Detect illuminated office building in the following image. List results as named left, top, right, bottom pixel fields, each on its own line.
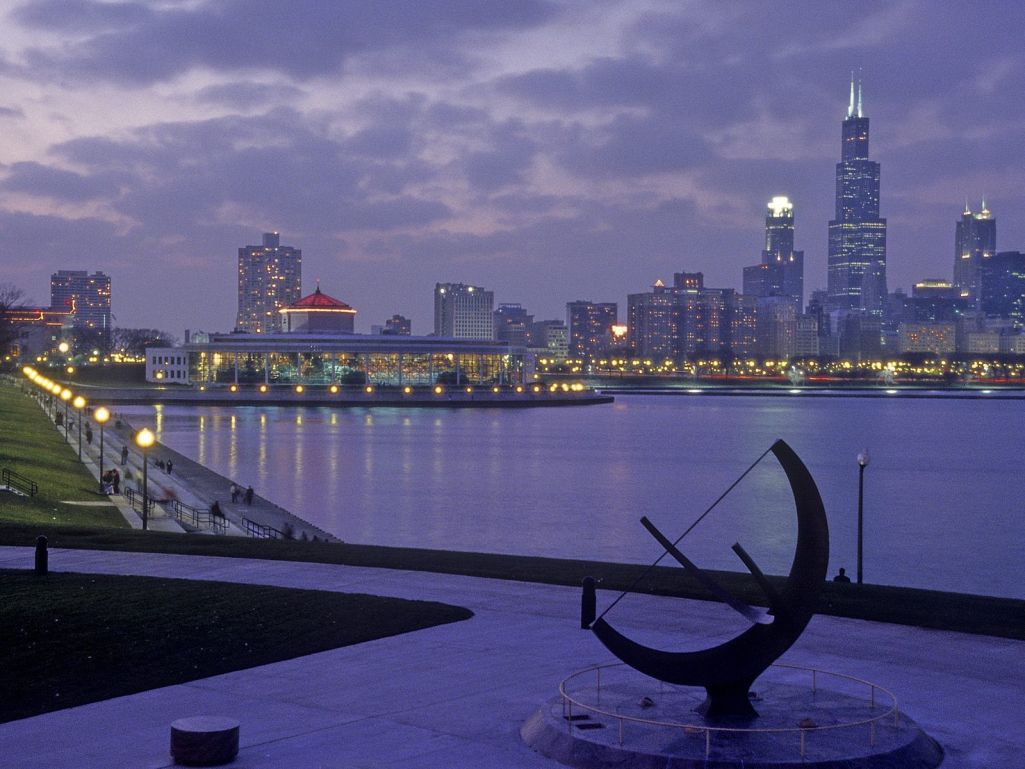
left=744, top=197, right=804, bottom=308
left=434, top=283, right=494, bottom=339
left=827, top=76, right=887, bottom=314
left=954, top=202, right=996, bottom=309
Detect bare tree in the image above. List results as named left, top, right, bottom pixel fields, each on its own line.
left=111, top=327, right=178, bottom=356
left=0, top=282, right=26, bottom=356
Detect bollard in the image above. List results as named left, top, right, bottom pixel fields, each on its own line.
left=34, top=535, right=48, bottom=576
left=581, top=576, right=596, bottom=629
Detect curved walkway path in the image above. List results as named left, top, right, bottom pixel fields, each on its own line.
left=0, top=546, right=1021, bottom=768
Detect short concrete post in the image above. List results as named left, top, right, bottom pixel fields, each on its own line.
left=170, top=716, right=239, bottom=766
left=34, top=536, right=48, bottom=576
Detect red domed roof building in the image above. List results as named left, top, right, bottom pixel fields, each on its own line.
left=279, top=285, right=356, bottom=333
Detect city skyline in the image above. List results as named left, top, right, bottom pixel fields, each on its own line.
left=1, top=2, right=1024, bottom=335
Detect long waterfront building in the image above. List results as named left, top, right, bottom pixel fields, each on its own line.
left=146, top=332, right=526, bottom=387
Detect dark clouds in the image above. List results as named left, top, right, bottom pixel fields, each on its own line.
left=1, top=1, right=1024, bottom=333
left=13, top=0, right=557, bottom=84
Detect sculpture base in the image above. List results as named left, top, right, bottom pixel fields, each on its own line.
left=522, top=668, right=942, bottom=769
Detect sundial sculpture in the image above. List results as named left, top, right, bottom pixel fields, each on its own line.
left=584, top=439, right=828, bottom=720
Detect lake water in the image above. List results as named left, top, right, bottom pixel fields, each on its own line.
left=119, top=394, right=1025, bottom=599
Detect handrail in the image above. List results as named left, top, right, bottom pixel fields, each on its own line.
left=240, top=516, right=284, bottom=540
left=559, top=662, right=900, bottom=759
left=170, top=499, right=227, bottom=535
left=123, top=488, right=154, bottom=516
left=2, top=467, right=38, bottom=497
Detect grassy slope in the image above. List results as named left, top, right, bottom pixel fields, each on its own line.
left=0, top=569, right=471, bottom=723
left=1, top=520, right=1022, bottom=641
left=0, top=382, right=126, bottom=527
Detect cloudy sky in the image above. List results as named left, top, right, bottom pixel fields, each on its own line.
left=2, top=0, right=1023, bottom=336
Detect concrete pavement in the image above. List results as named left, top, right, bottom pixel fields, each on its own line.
left=0, top=546, right=1021, bottom=768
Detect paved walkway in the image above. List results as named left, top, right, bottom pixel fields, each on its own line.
left=49, top=399, right=332, bottom=539
left=0, top=546, right=1021, bottom=768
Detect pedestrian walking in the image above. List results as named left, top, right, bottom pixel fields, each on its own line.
left=210, top=500, right=224, bottom=518
left=85, top=426, right=93, bottom=445
left=121, top=445, right=128, bottom=465
left=244, top=486, right=254, bottom=505
left=230, top=484, right=239, bottom=503
left=112, top=468, right=121, bottom=495
left=166, top=459, right=173, bottom=474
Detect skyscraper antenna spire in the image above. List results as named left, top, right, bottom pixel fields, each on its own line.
left=856, top=73, right=864, bottom=118
left=847, top=72, right=856, bottom=118
left=964, top=198, right=971, bottom=215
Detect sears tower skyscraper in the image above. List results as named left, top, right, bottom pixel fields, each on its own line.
left=827, top=76, right=887, bottom=314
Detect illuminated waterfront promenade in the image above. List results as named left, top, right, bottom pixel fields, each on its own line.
left=58, top=382, right=612, bottom=407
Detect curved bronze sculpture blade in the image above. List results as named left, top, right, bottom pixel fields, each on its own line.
left=590, top=439, right=829, bottom=719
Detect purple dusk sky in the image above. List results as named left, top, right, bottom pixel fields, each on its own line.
left=1, top=0, right=1024, bottom=336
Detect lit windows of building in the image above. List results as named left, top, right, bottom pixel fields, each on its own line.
left=954, top=202, right=997, bottom=310
left=49, top=270, right=112, bottom=346
left=236, top=232, right=302, bottom=333
left=567, top=301, right=617, bottom=359
left=827, top=77, right=887, bottom=315
left=434, top=283, right=495, bottom=339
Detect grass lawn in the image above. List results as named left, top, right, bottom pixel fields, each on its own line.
left=0, top=568, right=472, bottom=723
left=1, top=520, right=1022, bottom=642
left=0, top=382, right=126, bottom=528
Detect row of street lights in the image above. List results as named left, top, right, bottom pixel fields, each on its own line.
left=23, top=366, right=874, bottom=557
left=22, top=366, right=157, bottom=530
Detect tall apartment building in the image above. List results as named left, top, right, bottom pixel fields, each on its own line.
left=494, top=303, right=533, bottom=346
left=954, top=202, right=997, bottom=309
left=566, top=300, right=617, bottom=359
left=827, top=76, right=887, bottom=315
left=236, top=232, right=302, bottom=333
left=628, top=274, right=748, bottom=359
left=433, top=283, right=494, bottom=339
left=49, top=270, right=112, bottom=345
left=627, top=281, right=679, bottom=358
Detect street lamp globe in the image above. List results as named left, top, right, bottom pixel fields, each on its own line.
left=94, top=406, right=110, bottom=425
left=60, top=388, right=72, bottom=402
left=135, top=428, right=156, bottom=531
left=135, top=428, right=155, bottom=449
left=857, top=449, right=870, bottom=468
left=72, top=395, right=86, bottom=410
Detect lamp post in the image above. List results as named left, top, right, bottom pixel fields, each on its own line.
left=60, top=388, right=72, bottom=437
left=94, top=406, right=110, bottom=494
left=135, top=428, right=156, bottom=530
left=856, top=448, right=870, bottom=585
left=73, top=395, right=86, bottom=460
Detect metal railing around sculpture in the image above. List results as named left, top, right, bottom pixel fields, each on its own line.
left=560, top=662, right=900, bottom=760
